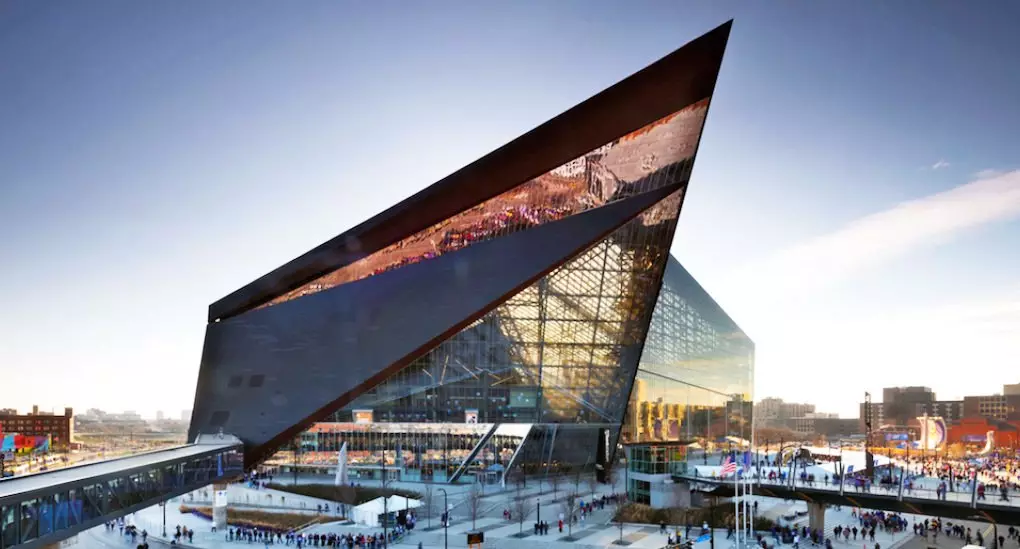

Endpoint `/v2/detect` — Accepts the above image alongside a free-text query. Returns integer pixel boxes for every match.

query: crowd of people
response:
[224,527,412,549]
[710,449,1020,505]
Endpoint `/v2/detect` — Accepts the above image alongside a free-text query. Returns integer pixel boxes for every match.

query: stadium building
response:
[188,21,752,485]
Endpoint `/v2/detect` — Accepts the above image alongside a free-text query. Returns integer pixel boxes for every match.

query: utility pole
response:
[864,392,875,476]
[383,455,388,549]
[438,488,449,549]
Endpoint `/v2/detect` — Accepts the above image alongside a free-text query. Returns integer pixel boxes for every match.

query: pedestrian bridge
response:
[675,474,1020,525]
[0,435,243,549]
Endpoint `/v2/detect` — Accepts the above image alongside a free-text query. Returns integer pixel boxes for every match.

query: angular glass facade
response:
[288,254,753,484]
[622,258,754,447]
[192,22,736,475]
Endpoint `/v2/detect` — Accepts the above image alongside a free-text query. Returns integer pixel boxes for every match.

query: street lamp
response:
[438,488,449,549]
[159,500,167,537]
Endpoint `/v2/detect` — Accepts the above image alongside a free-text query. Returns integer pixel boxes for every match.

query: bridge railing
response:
[0,445,243,549]
[680,471,1020,511]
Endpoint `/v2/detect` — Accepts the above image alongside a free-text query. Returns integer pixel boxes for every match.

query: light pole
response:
[160,500,167,537]
[438,488,449,549]
[536,497,541,526]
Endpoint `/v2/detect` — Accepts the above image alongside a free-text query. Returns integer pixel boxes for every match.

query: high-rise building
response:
[156,411,165,421]
[181,409,193,422]
[188,22,741,481]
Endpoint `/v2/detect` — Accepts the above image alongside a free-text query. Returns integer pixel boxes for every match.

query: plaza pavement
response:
[74,475,928,549]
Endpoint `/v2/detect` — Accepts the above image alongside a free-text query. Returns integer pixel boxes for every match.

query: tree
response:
[510,491,534,535]
[423,484,436,530]
[616,512,625,545]
[549,474,564,502]
[561,492,578,537]
[586,475,599,500]
[466,482,484,531]
[605,467,623,501]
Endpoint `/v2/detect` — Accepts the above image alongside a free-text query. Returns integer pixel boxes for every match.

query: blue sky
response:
[1,1,1018,419]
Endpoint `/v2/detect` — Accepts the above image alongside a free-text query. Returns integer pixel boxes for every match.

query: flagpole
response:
[734,455,740,548]
[740,452,746,544]
[747,462,753,541]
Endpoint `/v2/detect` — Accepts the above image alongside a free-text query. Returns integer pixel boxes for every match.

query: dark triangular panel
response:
[189,183,680,467]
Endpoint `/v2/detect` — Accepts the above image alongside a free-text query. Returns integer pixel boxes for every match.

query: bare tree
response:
[586,475,599,500]
[549,474,563,502]
[466,482,484,530]
[561,492,577,538]
[510,492,534,535]
[604,467,624,504]
[423,484,435,530]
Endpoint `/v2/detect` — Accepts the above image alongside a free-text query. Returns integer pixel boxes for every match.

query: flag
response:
[721,456,737,476]
[743,451,751,469]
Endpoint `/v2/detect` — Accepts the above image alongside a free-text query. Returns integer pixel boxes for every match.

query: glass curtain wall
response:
[620,257,754,476]
[273,98,720,483]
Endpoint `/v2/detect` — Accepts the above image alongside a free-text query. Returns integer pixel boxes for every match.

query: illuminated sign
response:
[353,410,373,424]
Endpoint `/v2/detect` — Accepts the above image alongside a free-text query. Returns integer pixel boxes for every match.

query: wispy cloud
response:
[974,168,1004,179]
[931,159,951,170]
[728,169,1020,296]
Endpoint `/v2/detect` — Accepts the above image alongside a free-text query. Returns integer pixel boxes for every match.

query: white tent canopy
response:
[350,495,423,527]
[351,497,386,527]
[386,495,422,512]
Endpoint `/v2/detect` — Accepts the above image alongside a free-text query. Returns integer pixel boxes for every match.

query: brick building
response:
[0,406,75,449]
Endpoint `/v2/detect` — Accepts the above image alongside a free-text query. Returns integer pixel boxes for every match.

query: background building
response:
[861,383,1020,449]
[812,417,860,440]
[789,413,838,437]
[0,406,74,449]
[757,397,815,431]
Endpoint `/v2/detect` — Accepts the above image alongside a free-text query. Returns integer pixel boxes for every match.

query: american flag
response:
[720,455,737,476]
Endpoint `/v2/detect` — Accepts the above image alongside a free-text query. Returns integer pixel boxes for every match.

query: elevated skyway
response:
[0,434,243,549]
[676,473,1020,525]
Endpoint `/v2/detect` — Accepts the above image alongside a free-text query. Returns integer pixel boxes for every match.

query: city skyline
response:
[2,2,1018,419]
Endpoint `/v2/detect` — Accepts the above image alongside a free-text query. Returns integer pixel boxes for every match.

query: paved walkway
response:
[74,489,915,549]
[70,469,1007,549]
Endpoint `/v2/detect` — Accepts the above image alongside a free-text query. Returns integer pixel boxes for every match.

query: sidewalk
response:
[71,475,920,549]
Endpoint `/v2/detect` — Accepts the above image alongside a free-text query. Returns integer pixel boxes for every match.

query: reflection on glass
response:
[620,257,754,448]
[256,99,708,311]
